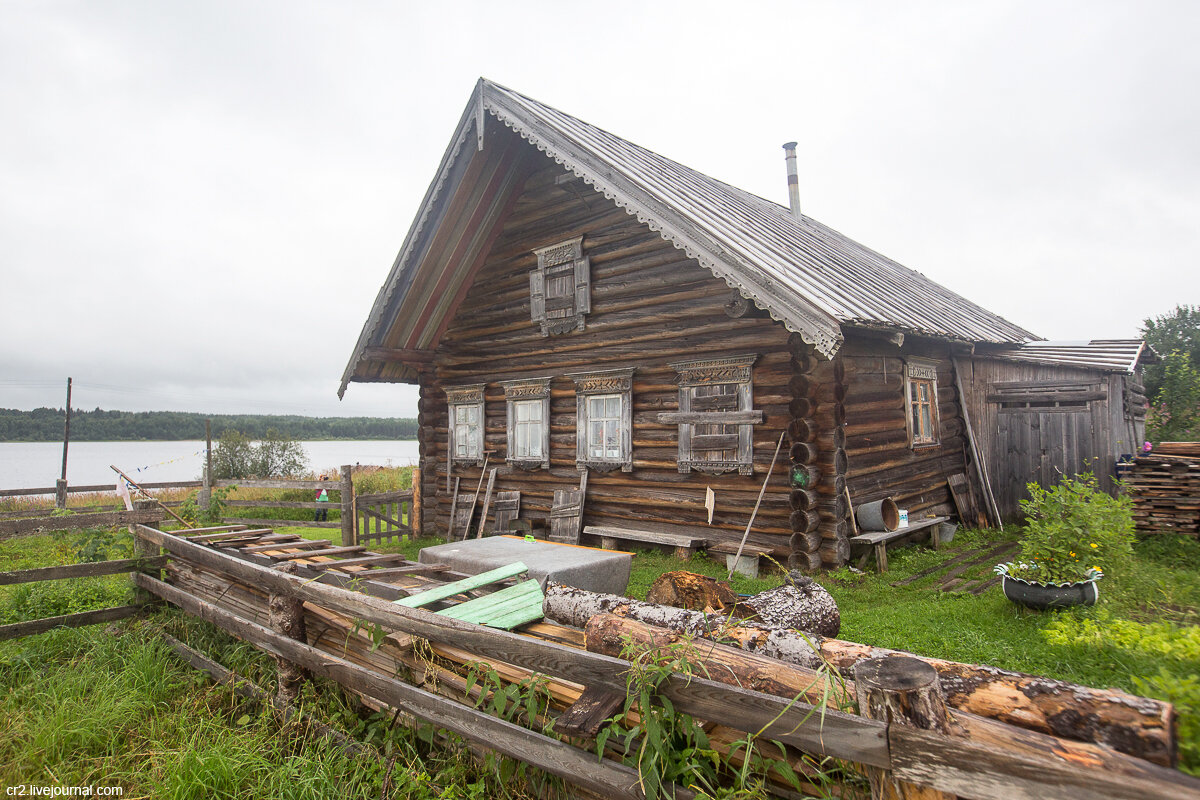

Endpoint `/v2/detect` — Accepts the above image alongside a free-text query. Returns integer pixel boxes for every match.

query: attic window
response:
[905,361,940,447]
[665,355,762,476]
[502,377,551,470]
[568,368,634,472]
[530,236,590,336]
[445,384,485,467]
[988,381,1104,413]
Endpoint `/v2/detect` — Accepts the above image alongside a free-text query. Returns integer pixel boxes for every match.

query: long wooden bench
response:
[583,525,706,560]
[850,516,949,572]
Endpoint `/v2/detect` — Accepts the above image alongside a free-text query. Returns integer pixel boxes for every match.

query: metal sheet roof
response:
[340,79,1037,395]
[993,340,1155,374]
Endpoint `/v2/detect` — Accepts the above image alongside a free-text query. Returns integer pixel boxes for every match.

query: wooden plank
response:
[0,556,168,586]
[437,580,545,629]
[656,410,765,425]
[364,563,450,579]
[0,508,164,537]
[491,491,521,535]
[474,468,498,539]
[356,489,415,505]
[851,517,946,546]
[214,478,331,490]
[271,546,366,561]
[136,574,660,800]
[241,539,331,554]
[0,604,146,640]
[223,517,342,529]
[136,524,891,766]
[553,686,625,737]
[310,554,407,571]
[936,543,1019,589]
[189,528,273,543]
[393,562,529,608]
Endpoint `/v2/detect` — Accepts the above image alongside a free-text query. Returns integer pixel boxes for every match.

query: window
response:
[667,355,762,475]
[568,368,634,472]
[905,361,940,447]
[502,377,551,470]
[445,384,485,467]
[530,236,590,336]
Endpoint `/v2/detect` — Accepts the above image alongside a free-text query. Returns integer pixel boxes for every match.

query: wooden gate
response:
[356,489,413,545]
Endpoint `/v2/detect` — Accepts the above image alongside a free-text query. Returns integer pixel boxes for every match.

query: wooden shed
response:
[340,79,1133,569]
[960,340,1154,519]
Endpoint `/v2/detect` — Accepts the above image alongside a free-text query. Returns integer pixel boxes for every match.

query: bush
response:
[1003,474,1135,583]
[211,429,308,479]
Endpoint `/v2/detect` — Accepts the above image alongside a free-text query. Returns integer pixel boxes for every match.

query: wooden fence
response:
[355,489,414,545]
[3,520,1198,800]
[211,465,355,544]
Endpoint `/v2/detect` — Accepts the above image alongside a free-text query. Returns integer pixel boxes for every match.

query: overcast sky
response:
[2,1,1197,420]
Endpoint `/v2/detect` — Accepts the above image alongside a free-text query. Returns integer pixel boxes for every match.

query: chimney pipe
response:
[782,141,800,218]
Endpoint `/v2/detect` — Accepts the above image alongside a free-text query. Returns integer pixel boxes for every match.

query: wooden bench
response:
[583,525,706,560]
[850,516,949,572]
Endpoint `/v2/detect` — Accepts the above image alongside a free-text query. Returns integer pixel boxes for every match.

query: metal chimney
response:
[782,142,800,218]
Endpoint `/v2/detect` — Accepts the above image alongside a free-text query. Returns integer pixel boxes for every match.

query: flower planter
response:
[1001,574,1099,610]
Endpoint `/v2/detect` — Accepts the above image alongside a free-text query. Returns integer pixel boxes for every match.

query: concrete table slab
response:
[418,536,632,596]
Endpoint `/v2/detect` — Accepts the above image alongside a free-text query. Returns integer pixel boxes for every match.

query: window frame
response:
[445,384,486,468]
[567,367,634,472]
[502,377,552,470]
[530,236,591,336]
[669,355,760,475]
[904,360,940,448]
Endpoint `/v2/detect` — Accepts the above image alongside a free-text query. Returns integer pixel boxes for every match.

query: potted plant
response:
[994,474,1135,610]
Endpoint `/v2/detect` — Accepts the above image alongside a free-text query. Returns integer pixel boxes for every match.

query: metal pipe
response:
[782,142,801,218]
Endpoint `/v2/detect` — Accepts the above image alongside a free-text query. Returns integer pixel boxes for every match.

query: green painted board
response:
[436,580,545,629]
[392,562,528,608]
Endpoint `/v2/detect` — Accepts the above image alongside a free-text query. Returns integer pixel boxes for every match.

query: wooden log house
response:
[340,79,1148,570]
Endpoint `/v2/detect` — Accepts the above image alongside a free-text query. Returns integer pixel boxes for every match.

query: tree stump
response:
[853,657,954,800]
[645,571,736,612]
[269,562,309,705]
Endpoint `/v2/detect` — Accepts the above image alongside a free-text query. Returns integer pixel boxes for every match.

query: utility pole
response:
[56,377,72,508]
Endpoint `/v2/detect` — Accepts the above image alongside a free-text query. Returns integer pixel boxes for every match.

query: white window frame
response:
[445,384,486,468]
[502,377,552,470]
[530,236,591,336]
[904,360,940,448]
[568,367,634,472]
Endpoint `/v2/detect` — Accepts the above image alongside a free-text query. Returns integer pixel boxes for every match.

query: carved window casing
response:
[530,236,590,336]
[670,355,761,475]
[568,368,634,472]
[502,377,552,470]
[445,384,485,467]
[905,360,940,447]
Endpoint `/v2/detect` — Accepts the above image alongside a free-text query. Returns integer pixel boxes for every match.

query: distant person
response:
[315,475,331,521]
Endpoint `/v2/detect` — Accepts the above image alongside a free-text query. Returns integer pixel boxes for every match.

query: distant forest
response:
[0,408,418,442]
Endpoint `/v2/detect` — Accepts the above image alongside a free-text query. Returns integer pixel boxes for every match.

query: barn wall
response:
[960,358,1145,519]
[840,336,971,537]
[414,163,801,558]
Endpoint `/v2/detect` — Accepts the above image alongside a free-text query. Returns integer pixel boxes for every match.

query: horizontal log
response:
[215,478,337,490]
[789,550,824,571]
[223,517,342,529]
[138,525,889,766]
[137,574,657,800]
[356,490,415,504]
[656,411,764,425]
[0,556,168,585]
[0,604,147,641]
[0,508,165,537]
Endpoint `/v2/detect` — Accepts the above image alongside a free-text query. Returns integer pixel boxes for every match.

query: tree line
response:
[0,408,418,442]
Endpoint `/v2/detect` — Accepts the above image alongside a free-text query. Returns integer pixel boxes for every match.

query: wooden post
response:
[57,377,72,508]
[853,657,954,800]
[268,562,308,705]
[54,480,68,511]
[199,418,213,512]
[340,465,355,546]
[411,466,422,539]
[131,498,160,606]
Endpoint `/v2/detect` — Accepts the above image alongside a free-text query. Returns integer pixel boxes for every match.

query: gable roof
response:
[990,340,1156,374]
[341,79,1036,395]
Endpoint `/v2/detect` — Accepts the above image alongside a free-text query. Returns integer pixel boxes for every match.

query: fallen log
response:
[584,614,1192,797]
[545,584,1176,766]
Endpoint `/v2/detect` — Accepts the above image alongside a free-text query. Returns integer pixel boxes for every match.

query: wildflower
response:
[1090,543,1098,548]
[1070,551,1076,557]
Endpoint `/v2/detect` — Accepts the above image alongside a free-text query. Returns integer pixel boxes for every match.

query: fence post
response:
[131,499,161,607]
[55,479,68,510]
[199,418,213,512]
[340,465,355,546]
[268,562,308,705]
[411,466,422,539]
[853,657,954,800]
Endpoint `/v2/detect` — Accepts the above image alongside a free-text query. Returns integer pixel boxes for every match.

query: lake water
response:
[0,440,421,490]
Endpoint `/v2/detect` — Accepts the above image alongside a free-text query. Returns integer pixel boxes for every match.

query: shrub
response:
[1001,474,1135,584]
[211,429,308,479]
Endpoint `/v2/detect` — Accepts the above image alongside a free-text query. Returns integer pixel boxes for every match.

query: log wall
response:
[840,336,968,536]
[417,164,797,557]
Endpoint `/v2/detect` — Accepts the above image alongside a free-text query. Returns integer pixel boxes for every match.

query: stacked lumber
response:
[1125,454,1200,536]
[1157,442,1200,457]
